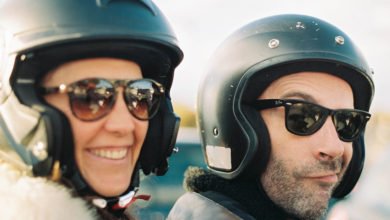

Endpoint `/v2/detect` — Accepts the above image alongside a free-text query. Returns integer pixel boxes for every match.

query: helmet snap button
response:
[335,36,345,45]
[213,127,219,136]
[268,39,280,49]
[20,54,27,61]
[32,141,48,161]
[19,53,34,61]
[295,21,306,29]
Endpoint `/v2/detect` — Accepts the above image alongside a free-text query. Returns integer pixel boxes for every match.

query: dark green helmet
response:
[197,14,374,198]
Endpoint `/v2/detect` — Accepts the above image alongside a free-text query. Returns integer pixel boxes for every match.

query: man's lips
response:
[88,147,129,160]
[307,174,339,184]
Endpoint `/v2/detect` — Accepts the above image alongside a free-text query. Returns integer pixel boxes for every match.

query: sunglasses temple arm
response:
[245,99,284,110]
[39,87,61,95]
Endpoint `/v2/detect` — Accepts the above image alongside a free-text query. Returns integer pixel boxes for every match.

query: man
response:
[168,14,374,220]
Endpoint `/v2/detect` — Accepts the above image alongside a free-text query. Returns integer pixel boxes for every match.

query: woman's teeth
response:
[90,148,128,159]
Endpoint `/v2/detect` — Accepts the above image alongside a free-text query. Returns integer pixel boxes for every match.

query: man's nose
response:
[314,117,346,161]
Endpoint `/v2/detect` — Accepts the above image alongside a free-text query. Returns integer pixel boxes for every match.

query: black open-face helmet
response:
[197,14,374,198]
[0,0,183,193]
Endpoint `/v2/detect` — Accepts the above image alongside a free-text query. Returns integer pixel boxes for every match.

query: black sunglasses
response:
[41,78,164,121]
[247,99,371,142]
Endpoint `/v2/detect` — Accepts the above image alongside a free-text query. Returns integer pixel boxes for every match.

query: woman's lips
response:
[89,148,128,160]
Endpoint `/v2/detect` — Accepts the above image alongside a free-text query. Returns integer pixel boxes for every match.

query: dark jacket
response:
[168,167,297,220]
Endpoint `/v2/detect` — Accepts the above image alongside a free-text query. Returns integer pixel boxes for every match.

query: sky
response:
[155,0,390,113]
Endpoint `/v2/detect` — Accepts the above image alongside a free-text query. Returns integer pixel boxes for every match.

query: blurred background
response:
[137,0,390,218]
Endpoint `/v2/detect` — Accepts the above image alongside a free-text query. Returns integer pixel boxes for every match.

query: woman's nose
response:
[103,90,136,136]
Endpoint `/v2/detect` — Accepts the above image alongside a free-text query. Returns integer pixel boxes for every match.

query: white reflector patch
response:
[205,145,232,170]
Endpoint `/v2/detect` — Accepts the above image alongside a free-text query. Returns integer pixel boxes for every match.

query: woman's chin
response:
[84,172,132,197]
[93,181,130,197]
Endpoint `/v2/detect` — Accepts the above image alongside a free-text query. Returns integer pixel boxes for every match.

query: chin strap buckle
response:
[111,190,151,210]
[90,188,151,210]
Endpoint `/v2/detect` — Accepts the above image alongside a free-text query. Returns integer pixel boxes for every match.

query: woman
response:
[0,0,183,219]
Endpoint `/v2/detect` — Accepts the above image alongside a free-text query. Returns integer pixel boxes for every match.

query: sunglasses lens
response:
[333,111,365,141]
[125,80,162,120]
[286,103,326,135]
[70,79,115,121]
[250,99,370,142]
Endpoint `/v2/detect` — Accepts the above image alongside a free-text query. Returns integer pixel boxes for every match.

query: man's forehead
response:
[260,71,354,107]
[265,71,350,91]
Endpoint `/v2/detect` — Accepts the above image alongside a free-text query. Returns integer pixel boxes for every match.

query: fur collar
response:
[184,166,297,220]
[0,163,97,220]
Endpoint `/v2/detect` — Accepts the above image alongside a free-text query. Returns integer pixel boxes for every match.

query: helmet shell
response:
[197,14,374,198]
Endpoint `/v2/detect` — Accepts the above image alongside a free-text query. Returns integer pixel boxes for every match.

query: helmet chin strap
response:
[65,162,149,214]
[88,187,151,213]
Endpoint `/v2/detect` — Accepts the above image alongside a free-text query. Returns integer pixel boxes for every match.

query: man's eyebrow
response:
[280,92,317,103]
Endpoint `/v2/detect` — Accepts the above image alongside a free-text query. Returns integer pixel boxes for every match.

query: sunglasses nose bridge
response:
[111,80,126,91]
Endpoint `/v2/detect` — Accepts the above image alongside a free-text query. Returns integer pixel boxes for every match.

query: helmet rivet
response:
[20,54,26,61]
[268,39,280,49]
[295,21,305,29]
[213,127,219,136]
[32,141,48,161]
[20,53,34,61]
[335,36,345,45]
